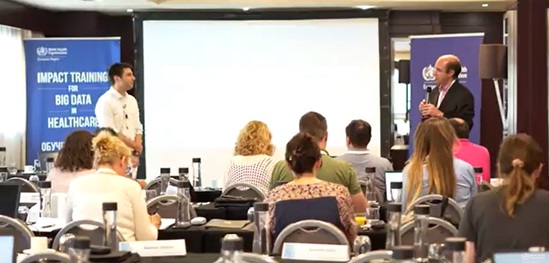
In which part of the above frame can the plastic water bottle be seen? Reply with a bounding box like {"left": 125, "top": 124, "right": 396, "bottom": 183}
{"left": 29, "top": 174, "right": 39, "bottom": 185}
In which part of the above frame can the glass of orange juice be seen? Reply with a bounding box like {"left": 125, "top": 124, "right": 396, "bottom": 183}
{"left": 354, "top": 213, "right": 367, "bottom": 226}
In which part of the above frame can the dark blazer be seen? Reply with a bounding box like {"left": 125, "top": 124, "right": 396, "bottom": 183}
{"left": 428, "top": 80, "right": 475, "bottom": 129}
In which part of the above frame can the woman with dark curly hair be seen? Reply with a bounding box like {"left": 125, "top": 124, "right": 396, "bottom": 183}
{"left": 46, "top": 130, "right": 95, "bottom": 193}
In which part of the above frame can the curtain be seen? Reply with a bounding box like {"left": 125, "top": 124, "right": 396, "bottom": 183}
{"left": 0, "top": 25, "right": 30, "bottom": 168}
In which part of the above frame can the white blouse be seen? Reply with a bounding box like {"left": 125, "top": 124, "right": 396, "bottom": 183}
{"left": 66, "top": 168, "right": 157, "bottom": 241}
{"left": 224, "top": 154, "right": 276, "bottom": 196}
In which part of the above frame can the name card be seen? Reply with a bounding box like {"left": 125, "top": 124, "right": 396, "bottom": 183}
{"left": 282, "top": 242, "right": 349, "bottom": 262}
{"left": 119, "top": 239, "right": 186, "bottom": 257}
{"left": 20, "top": 193, "right": 40, "bottom": 203}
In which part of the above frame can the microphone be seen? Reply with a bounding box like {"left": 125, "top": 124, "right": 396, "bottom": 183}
{"left": 425, "top": 87, "right": 432, "bottom": 103}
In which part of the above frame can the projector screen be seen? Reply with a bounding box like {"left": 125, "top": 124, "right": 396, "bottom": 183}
{"left": 142, "top": 18, "right": 380, "bottom": 184}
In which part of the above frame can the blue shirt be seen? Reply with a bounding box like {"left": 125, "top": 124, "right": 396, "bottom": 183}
{"left": 401, "top": 158, "right": 477, "bottom": 210}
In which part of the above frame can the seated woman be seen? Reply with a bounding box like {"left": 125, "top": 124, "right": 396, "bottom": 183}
{"left": 66, "top": 131, "right": 160, "bottom": 241}
{"left": 460, "top": 134, "right": 549, "bottom": 263}
{"left": 224, "top": 120, "right": 276, "bottom": 196}
{"left": 402, "top": 117, "right": 476, "bottom": 210}
{"left": 265, "top": 133, "right": 357, "bottom": 243}
{"left": 46, "top": 130, "right": 95, "bottom": 193}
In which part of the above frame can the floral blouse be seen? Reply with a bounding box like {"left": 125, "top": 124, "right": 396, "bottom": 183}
{"left": 265, "top": 181, "right": 358, "bottom": 243}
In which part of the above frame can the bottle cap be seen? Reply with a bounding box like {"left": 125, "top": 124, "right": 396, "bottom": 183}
{"left": 160, "top": 168, "right": 170, "bottom": 174}
{"left": 474, "top": 167, "right": 483, "bottom": 173}
{"left": 253, "top": 202, "right": 269, "bottom": 212}
{"left": 72, "top": 236, "right": 91, "bottom": 249}
{"left": 445, "top": 237, "right": 466, "bottom": 251}
{"left": 0, "top": 167, "right": 7, "bottom": 173}
{"left": 176, "top": 180, "right": 191, "bottom": 188}
{"left": 102, "top": 202, "right": 117, "bottom": 211}
{"left": 392, "top": 246, "right": 414, "bottom": 259}
{"left": 0, "top": 147, "right": 5, "bottom": 151}
{"left": 390, "top": 182, "right": 403, "bottom": 189}
{"left": 365, "top": 167, "right": 376, "bottom": 173}
{"left": 37, "top": 181, "right": 51, "bottom": 188}
{"left": 178, "top": 167, "right": 189, "bottom": 174}
{"left": 386, "top": 203, "right": 402, "bottom": 212}
{"left": 192, "top": 158, "right": 201, "bottom": 163}
{"left": 221, "top": 234, "right": 243, "bottom": 251}
{"left": 46, "top": 157, "right": 55, "bottom": 162}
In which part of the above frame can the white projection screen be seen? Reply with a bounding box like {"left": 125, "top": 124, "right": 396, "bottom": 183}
{"left": 142, "top": 18, "right": 380, "bottom": 184}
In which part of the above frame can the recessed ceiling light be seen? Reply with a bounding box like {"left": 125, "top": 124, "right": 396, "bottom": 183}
{"left": 481, "top": 3, "right": 489, "bottom": 7}
{"left": 242, "top": 7, "right": 250, "bottom": 11}
{"left": 356, "top": 5, "right": 375, "bottom": 10}
{"left": 126, "top": 9, "right": 134, "bottom": 12}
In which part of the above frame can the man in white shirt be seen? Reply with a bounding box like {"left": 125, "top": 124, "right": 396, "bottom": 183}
{"left": 95, "top": 63, "right": 143, "bottom": 178}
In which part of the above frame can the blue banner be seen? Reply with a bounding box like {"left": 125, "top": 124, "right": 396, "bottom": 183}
{"left": 409, "top": 33, "right": 484, "bottom": 155}
{"left": 24, "top": 38, "right": 120, "bottom": 164}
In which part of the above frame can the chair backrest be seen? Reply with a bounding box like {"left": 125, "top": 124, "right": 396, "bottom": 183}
{"left": 272, "top": 219, "right": 349, "bottom": 254}
{"left": 5, "top": 178, "right": 39, "bottom": 193}
{"left": 399, "top": 217, "right": 459, "bottom": 245}
{"left": 222, "top": 183, "right": 266, "bottom": 201}
{"left": 404, "top": 194, "right": 463, "bottom": 225}
{"left": 144, "top": 178, "right": 179, "bottom": 194}
{"left": 146, "top": 194, "right": 197, "bottom": 219}
{"left": 273, "top": 197, "right": 342, "bottom": 239}
{"left": 51, "top": 220, "right": 105, "bottom": 250}
{"left": 0, "top": 215, "right": 34, "bottom": 253}
{"left": 347, "top": 250, "right": 393, "bottom": 263}
{"left": 19, "top": 251, "right": 70, "bottom": 263}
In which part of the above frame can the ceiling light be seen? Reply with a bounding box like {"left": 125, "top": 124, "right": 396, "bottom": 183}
{"left": 481, "top": 3, "right": 489, "bottom": 7}
{"left": 126, "top": 9, "right": 134, "bottom": 13}
{"left": 355, "top": 5, "right": 374, "bottom": 10}
{"left": 242, "top": 7, "right": 250, "bottom": 11}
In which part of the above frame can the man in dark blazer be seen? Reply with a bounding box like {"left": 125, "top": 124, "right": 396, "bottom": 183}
{"left": 419, "top": 54, "right": 475, "bottom": 129}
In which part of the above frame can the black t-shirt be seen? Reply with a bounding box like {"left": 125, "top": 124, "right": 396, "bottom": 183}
{"left": 459, "top": 188, "right": 549, "bottom": 262}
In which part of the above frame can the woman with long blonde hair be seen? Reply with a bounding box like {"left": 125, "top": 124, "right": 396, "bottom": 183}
{"left": 459, "top": 134, "right": 549, "bottom": 263}
{"left": 224, "top": 120, "right": 276, "bottom": 196}
{"left": 402, "top": 117, "right": 476, "bottom": 210}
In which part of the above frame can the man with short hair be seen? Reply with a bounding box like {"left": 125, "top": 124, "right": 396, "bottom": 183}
{"left": 337, "top": 119, "right": 393, "bottom": 193}
{"left": 270, "top": 111, "right": 367, "bottom": 213}
{"left": 450, "top": 118, "right": 490, "bottom": 182}
{"left": 95, "top": 63, "right": 143, "bottom": 178}
{"left": 419, "top": 54, "right": 475, "bottom": 129}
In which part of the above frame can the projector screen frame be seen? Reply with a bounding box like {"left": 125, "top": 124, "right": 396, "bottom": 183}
{"left": 132, "top": 9, "right": 392, "bottom": 179}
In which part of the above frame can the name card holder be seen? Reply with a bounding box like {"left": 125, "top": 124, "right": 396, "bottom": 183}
{"left": 20, "top": 193, "right": 40, "bottom": 203}
{"left": 119, "top": 239, "right": 187, "bottom": 257}
{"left": 281, "top": 242, "right": 349, "bottom": 262}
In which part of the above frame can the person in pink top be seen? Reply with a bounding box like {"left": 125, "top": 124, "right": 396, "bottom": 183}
{"left": 449, "top": 118, "right": 491, "bottom": 183}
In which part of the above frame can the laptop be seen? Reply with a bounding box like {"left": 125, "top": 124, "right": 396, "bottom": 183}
{"left": 384, "top": 171, "right": 403, "bottom": 201}
{"left": 0, "top": 183, "right": 21, "bottom": 218}
{"left": 493, "top": 251, "right": 549, "bottom": 263}
{"left": 0, "top": 229, "right": 16, "bottom": 263}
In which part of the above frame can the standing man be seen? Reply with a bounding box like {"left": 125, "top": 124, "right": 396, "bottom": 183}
{"left": 419, "top": 54, "right": 475, "bottom": 129}
{"left": 95, "top": 63, "right": 143, "bottom": 179}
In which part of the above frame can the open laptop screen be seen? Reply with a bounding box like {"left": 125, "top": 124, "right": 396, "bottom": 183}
{"left": 0, "top": 229, "right": 16, "bottom": 263}
{"left": 0, "top": 183, "right": 21, "bottom": 218}
{"left": 384, "top": 171, "right": 403, "bottom": 201}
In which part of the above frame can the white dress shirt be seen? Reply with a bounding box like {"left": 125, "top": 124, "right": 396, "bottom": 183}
{"left": 66, "top": 168, "right": 158, "bottom": 241}
{"left": 95, "top": 87, "right": 143, "bottom": 140}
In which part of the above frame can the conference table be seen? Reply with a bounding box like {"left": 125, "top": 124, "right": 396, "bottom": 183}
{"left": 140, "top": 254, "right": 337, "bottom": 263}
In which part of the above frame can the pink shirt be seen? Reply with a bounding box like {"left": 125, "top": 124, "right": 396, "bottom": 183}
{"left": 453, "top": 139, "right": 491, "bottom": 183}
{"left": 46, "top": 168, "right": 95, "bottom": 193}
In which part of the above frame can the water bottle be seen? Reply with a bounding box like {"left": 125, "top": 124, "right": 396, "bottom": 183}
{"left": 38, "top": 181, "right": 52, "bottom": 218}
{"left": 29, "top": 174, "right": 40, "bottom": 186}
{"left": 220, "top": 234, "right": 243, "bottom": 263}
{"left": 0, "top": 167, "right": 7, "bottom": 182}
{"left": 252, "top": 202, "right": 270, "bottom": 255}
{"left": 102, "top": 202, "right": 118, "bottom": 251}
{"left": 445, "top": 237, "right": 466, "bottom": 263}
{"left": 192, "top": 158, "right": 202, "bottom": 188}
{"left": 174, "top": 180, "right": 191, "bottom": 228}
{"left": 0, "top": 147, "right": 6, "bottom": 167}
{"left": 159, "top": 167, "right": 170, "bottom": 195}
{"left": 69, "top": 236, "right": 91, "bottom": 263}
{"left": 45, "top": 157, "right": 55, "bottom": 173}
{"left": 413, "top": 205, "right": 430, "bottom": 262}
